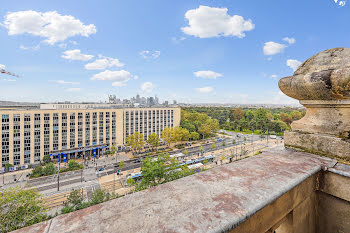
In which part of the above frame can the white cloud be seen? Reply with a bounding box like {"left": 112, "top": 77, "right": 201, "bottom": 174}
{"left": 181, "top": 5, "right": 254, "bottom": 38}
{"left": 152, "top": 51, "right": 161, "bottom": 59}
{"left": 85, "top": 55, "right": 124, "bottom": 70}
{"left": 66, "top": 87, "right": 81, "bottom": 92}
{"left": 0, "top": 64, "right": 5, "bottom": 69}
{"left": 270, "top": 74, "right": 278, "bottom": 80}
{"left": 19, "top": 44, "right": 40, "bottom": 51}
{"left": 263, "top": 42, "right": 287, "bottom": 55}
{"left": 91, "top": 70, "right": 132, "bottom": 87}
{"left": 283, "top": 37, "right": 296, "bottom": 45}
{"left": 133, "top": 75, "right": 139, "bottom": 80}
{"left": 58, "top": 43, "right": 67, "bottom": 49}
{"left": 140, "top": 50, "right": 161, "bottom": 59}
{"left": 194, "top": 70, "right": 223, "bottom": 79}
{"left": 141, "top": 82, "right": 154, "bottom": 93}
{"left": 196, "top": 86, "right": 214, "bottom": 93}
{"left": 171, "top": 36, "right": 186, "bottom": 43}
{"left": 3, "top": 10, "right": 97, "bottom": 45}
{"left": 286, "top": 59, "right": 302, "bottom": 72}
{"left": 61, "top": 49, "right": 94, "bottom": 61}
{"left": 49, "top": 80, "right": 80, "bottom": 85}
{"left": 272, "top": 90, "right": 298, "bottom": 104}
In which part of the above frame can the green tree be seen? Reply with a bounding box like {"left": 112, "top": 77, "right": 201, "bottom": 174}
{"left": 67, "top": 189, "right": 83, "bottom": 209}
{"left": 67, "top": 160, "right": 82, "bottom": 171}
{"left": 291, "top": 111, "right": 303, "bottom": 121}
{"left": 198, "top": 124, "right": 211, "bottom": 139}
{"left": 42, "top": 155, "right": 51, "bottom": 165}
{"left": 119, "top": 161, "right": 125, "bottom": 169}
{"left": 211, "top": 143, "right": 216, "bottom": 149}
{"left": 147, "top": 133, "right": 160, "bottom": 151}
{"left": 90, "top": 189, "right": 109, "bottom": 205}
{"left": 184, "top": 149, "right": 188, "bottom": 155}
{"left": 180, "top": 128, "right": 190, "bottom": 143}
{"left": 0, "top": 187, "right": 47, "bottom": 232}
{"left": 31, "top": 166, "right": 43, "bottom": 178}
{"left": 111, "top": 144, "right": 116, "bottom": 154}
{"left": 126, "top": 132, "right": 145, "bottom": 154}
{"left": 190, "top": 132, "right": 200, "bottom": 141}
{"left": 42, "top": 163, "right": 56, "bottom": 176}
{"left": 161, "top": 127, "right": 175, "bottom": 146}
{"left": 126, "top": 177, "right": 135, "bottom": 186}
{"left": 180, "top": 120, "right": 196, "bottom": 133}
{"left": 136, "top": 153, "right": 190, "bottom": 191}
{"left": 4, "top": 164, "right": 14, "bottom": 172}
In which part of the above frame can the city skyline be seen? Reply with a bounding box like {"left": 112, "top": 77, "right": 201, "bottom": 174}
{"left": 0, "top": 0, "right": 350, "bottom": 104}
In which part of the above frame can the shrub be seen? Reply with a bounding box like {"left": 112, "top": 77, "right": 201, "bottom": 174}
{"left": 67, "top": 189, "right": 83, "bottom": 208}
{"left": 89, "top": 189, "right": 109, "bottom": 205}
{"left": 42, "top": 163, "right": 56, "bottom": 176}
{"left": 31, "top": 166, "right": 43, "bottom": 178}
{"left": 60, "top": 205, "right": 74, "bottom": 214}
{"left": 42, "top": 155, "right": 51, "bottom": 165}
{"left": 67, "top": 160, "right": 83, "bottom": 171}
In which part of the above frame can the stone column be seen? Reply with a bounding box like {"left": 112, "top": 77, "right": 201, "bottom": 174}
{"left": 279, "top": 47, "right": 350, "bottom": 159}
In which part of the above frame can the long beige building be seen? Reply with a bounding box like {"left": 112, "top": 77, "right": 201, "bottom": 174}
{"left": 0, "top": 105, "right": 181, "bottom": 168}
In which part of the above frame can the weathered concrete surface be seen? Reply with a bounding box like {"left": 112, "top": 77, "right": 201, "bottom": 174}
{"left": 13, "top": 148, "right": 337, "bottom": 233}
{"left": 279, "top": 47, "right": 350, "bottom": 100}
{"left": 284, "top": 131, "right": 350, "bottom": 158}
{"left": 319, "top": 171, "right": 350, "bottom": 203}
{"left": 292, "top": 100, "right": 350, "bottom": 137}
{"left": 316, "top": 191, "right": 350, "bottom": 233}
{"left": 230, "top": 175, "right": 317, "bottom": 233}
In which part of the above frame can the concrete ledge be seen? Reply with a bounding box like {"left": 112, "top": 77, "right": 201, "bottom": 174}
{"left": 285, "top": 131, "right": 350, "bottom": 159}
{"left": 13, "top": 148, "right": 337, "bottom": 233}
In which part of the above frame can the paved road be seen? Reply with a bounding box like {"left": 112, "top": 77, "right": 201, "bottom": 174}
{"left": 2, "top": 133, "right": 278, "bottom": 193}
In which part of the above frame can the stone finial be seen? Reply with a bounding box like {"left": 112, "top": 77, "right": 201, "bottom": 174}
{"left": 279, "top": 48, "right": 350, "bottom": 159}
{"left": 279, "top": 47, "right": 350, "bottom": 100}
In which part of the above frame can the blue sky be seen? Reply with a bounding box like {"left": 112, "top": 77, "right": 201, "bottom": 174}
{"left": 0, "top": 0, "right": 349, "bottom": 104}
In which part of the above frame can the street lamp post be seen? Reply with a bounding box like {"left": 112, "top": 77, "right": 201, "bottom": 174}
{"left": 57, "top": 154, "right": 61, "bottom": 191}
{"left": 114, "top": 168, "right": 116, "bottom": 192}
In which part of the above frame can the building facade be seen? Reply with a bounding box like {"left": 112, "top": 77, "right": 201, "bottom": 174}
{"left": 0, "top": 107, "right": 181, "bottom": 168}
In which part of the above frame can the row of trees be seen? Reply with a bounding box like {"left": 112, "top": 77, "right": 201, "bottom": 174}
{"left": 180, "top": 110, "right": 220, "bottom": 138}
{"left": 182, "top": 107, "right": 305, "bottom": 134}
{"left": 126, "top": 126, "right": 202, "bottom": 153}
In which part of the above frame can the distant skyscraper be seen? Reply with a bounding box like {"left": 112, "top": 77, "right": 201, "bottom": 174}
{"left": 155, "top": 95, "right": 159, "bottom": 105}
{"left": 173, "top": 100, "right": 177, "bottom": 105}
{"left": 136, "top": 94, "right": 140, "bottom": 103}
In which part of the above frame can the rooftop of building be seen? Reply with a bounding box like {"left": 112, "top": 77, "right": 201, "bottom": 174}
{"left": 0, "top": 103, "right": 180, "bottom": 112}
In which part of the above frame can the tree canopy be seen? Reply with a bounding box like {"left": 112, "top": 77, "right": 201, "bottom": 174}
{"left": 0, "top": 187, "right": 47, "bottom": 232}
